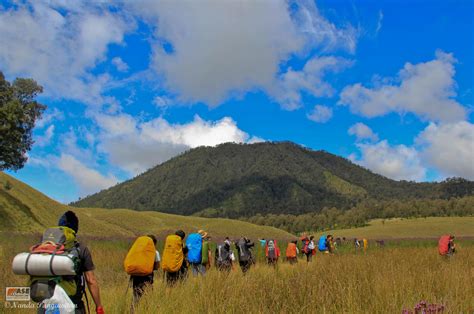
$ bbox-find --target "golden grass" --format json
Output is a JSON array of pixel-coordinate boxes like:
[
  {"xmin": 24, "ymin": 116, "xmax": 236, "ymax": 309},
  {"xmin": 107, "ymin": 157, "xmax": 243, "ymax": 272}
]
[
  {"xmin": 316, "ymin": 217, "xmax": 474, "ymax": 239},
  {"xmin": 1, "ymin": 235, "xmax": 473, "ymax": 313}
]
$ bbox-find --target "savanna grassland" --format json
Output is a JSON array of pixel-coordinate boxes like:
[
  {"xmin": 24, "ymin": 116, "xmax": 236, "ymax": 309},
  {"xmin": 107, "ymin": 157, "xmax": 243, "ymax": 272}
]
[{"xmin": 1, "ymin": 234, "xmax": 473, "ymax": 313}]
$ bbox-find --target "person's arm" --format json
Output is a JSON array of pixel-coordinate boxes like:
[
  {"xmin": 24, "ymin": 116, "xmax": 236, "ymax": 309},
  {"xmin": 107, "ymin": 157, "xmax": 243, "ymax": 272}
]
[{"xmin": 85, "ymin": 271, "xmax": 103, "ymax": 313}]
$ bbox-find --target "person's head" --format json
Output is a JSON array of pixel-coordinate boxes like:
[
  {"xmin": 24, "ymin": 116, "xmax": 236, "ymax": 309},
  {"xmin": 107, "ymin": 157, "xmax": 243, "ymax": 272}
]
[
  {"xmin": 175, "ymin": 230, "xmax": 186, "ymax": 239},
  {"xmin": 147, "ymin": 234, "xmax": 157, "ymax": 245},
  {"xmin": 310, "ymin": 236, "xmax": 314, "ymax": 240},
  {"xmin": 327, "ymin": 235, "xmax": 333, "ymax": 240},
  {"xmin": 292, "ymin": 240, "xmax": 297, "ymax": 244},
  {"xmin": 58, "ymin": 211, "xmax": 79, "ymax": 234},
  {"xmin": 198, "ymin": 230, "xmax": 208, "ymax": 239}
]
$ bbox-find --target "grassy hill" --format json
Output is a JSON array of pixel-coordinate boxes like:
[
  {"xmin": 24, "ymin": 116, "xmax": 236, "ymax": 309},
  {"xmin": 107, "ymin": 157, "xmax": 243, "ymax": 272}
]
[
  {"xmin": 316, "ymin": 217, "xmax": 474, "ymax": 239},
  {"xmin": 0, "ymin": 172, "xmax": 293, "ymax": 240},
  {"xmin": 72, "ymin": 142, "xmax": 474, "ymax": 218}
]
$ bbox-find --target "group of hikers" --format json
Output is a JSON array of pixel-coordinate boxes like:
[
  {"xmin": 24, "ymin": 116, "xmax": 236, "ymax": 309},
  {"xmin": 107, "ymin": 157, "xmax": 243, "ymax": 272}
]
[{"xmin": 11, "ymin": 210, "xmax": 457, "ymax": 314}]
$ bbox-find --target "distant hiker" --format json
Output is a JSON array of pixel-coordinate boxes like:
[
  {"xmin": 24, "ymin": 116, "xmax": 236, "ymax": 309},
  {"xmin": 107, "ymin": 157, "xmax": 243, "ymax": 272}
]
[
  {"xmin": 200, "ymin": 231, "xmax": 212, "ymax": 271},
  {"xmin": 124, "ymin": 235, "xmax": 160, "ymax": 312},
  {"xmin": 286, "ymin": 240, "xmax": 298, "ymax": 264},
  {"xmin": 12, "ymin": 211, "xmax": 104, "ymax": 314},
  {"xmin": 327, "ymin": 235, "xmax": 335, "ymax": 253},
  {"xmin": 215, "ymin": 237, "xmax": 234, "ymax": 272},
  {"xmin": 236, "ymin": 237, "xmax": 255, "ymax": 274},
  {"xmin": 162, "ymin": 230, "xmax": 188, "ymax": 286},
  {"xmin": 265, "ymin": 239, "xmax": 280, "ymax": 266},
  {"xmin": 301, "ymin": 235, "xmax": 314, "ymax": 262},
  {"xmin": 354, "ymin": 238, "xmax": 361, "ymax": 250},
  {"xmin": 438, "ymin": 235, "xmax": 456, "ymax": 257},
  {"xmin": 259, "ymin": 238, "xmax": 266, "ymax": 248},
  {"xmin": 318, "ymin": 235, "xmax": 329, "ymax": 254},
  {"xmin": 375, "ymin": 240, "xmax": 385, "ymax": 247},
  {"xmin": 362, "ymin": 238, "xmax": 368, "ymax": 252},
  {"xmin": 186, "ymin": 230, "xmax": 209, "ymax": 276}
]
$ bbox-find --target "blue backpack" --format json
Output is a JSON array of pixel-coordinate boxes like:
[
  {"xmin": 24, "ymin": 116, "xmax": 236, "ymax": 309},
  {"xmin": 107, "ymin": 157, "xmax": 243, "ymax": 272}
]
[
  {"xmin": 318, "ymin": 236, "xmax": 328, "ymax": 251},
  {"xmin": 186, "ymin": 233, "xmax": 202, "ymax": 263}
]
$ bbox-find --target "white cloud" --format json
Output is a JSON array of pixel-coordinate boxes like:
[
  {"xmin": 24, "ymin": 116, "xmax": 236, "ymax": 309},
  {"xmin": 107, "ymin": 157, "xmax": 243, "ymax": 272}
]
[
  {"xmin": 36, "ymin": 108, "xmax": 64, "ymax": 129},
  {"xmin": 35, "ymin": 125, "xmax": 55, "ymax": 147},
  {"xmin": 153, "ymin": 96, "xmax": 173, "ymax": 109},
  {"xmin": 417, "ymin": 122, "xmax": 474, "ymax": 180},
  {"xmin": 339, "ymin": 51, "xmax": 466, "ymax": 122},
  {"xmin": 375, "ymin": 10, "xmax": 383, "ymax": 35},
  {"xmin": 354, "ymin": 140, "xmax": 426, "ymax": 181},
  {"xmin": 131, "ymin": 0, "xmax": 357, "ymax": 107},
  {"xmin": 271, "ymin": 56, "xmax": 353, "ymax": 110},
  {"xmin": 0, "ymin": 2, "xmax": 134, "ymax": 105},
  {"xmin": 111, "ymin": 57, "xmax": 129, "ymax": 72},
  {"xmin": 58, "ymin": 154, "xmax": 118, "ymax": 195},
  {"xmin": 348, "ymin": 122, "xmax": 378, "ymax": 142},
  {"xmin": 94, "ymin": 114, "xmax": 257, "ymax": 175},
  {"xmin": 307, "ymin": 105, "xmax": 333, "ymax": 123}
]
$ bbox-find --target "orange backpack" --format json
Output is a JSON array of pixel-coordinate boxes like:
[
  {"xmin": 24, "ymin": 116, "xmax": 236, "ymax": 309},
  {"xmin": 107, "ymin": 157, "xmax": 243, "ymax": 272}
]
[
  {"xmin": 161, "ymin": 235, "xmax": 184, "ymax": 273},
  {"xmin": 438, "ymin": 235, "xmax": 450, "ymax": 256},
  {"xmin": 124, "ymin": 236, "xmax": 156, "ymax": 276},
  {"xmin": 286, "ymin": 242, "xmax": 297, "ymax": 258}
]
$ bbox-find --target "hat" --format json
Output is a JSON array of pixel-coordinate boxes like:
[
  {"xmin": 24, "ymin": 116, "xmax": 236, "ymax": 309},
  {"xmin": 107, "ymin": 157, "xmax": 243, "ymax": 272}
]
[
  {"xmin": 58, "ymin": 211, "xmax": 79, "ymax": 233},
  {"xmin": 198, "ymin": 230, "xmax": 208, "ymax": 238},
  {"xmin": 175, "ymin": 230, "xmax": 186, "ymax": 239}
]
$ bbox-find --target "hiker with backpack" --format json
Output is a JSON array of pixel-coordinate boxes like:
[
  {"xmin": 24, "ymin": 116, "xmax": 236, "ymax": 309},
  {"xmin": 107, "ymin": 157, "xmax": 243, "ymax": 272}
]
[
  {"xmin": 186, "ymin": 230, "xmax": 210, "ymax": 276},
  {"xmin": 285, "ymin": 240, "xmax": 298, "ymax": 264},
  {"xmin": 124, "ymin": 235, "xmax": 160, "ymax": 311},
  {"xmin": 162, "ymin": 230, "xmax": 188, "ymax": 286},
  {"xmin": 301, "ymin": 235, "xmax": 315, "ymax": 262},
  {"xmin": 318, "ymin": 235, "xmax": 329, "ymax": 254},
  {"xmin": 236, "ymin": 237, "xmax": 254, "ymax": 274},
  {"xmin": 13, "ymin": 210, "xmax": 104, "ymax": 314},
  {"xmin": 215, "ymin": 237, "xmax": 234, "ymax": 272},
  {"xmin": 438, "ymin": 235, "xmax": 456, "ymax": 257},
  {"xmin": 265, "ymin": 239, "xmax": 280, "ymax": 266}
]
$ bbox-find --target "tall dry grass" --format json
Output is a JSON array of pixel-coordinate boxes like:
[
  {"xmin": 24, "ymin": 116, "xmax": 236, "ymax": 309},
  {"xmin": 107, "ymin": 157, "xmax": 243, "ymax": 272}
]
[{"xmin": 1, "ymin": 235, "xmax": 473, "ymax": 313}]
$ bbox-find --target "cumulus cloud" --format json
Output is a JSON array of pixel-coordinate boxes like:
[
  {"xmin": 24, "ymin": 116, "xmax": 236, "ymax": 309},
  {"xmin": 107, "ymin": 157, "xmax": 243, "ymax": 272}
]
[
  {"xmin": 131, "ymin": 0, "xmax": 357, "ymax": 107},
  {"xmin": 112, "ymin": 57, "xmax": 129, "ymax": 72},
  {"xmin": 348, "ymin": 123, "xmax": 378, "ymax": 142},
  {"xmin": 58, "ymin": 154, "xmax": 118, "ymax": 195},
  {"xmin": 94, "ymin": 114, "xmax": 257, "ymax": 175},
  {"xmin": 339, "ymin": 51, "xmax": 466, "ymax": 122},
  {"xmin": 307, "ymin": 105, "xmax": 333, "ymax": 123},
  {"xmin": 417, "ymin": 122, "xmax": 474, "ymax": 180},
  {"xmin": 353, "ymin": 140, "xmax": 426, "ymax": 181},
  {"xmin": 0, "ymin": 2, "xmax": 134, "ymax": 105},
  {"xmin": 272, "ymin": 56, "xmax": 353, "ymax": 110}
]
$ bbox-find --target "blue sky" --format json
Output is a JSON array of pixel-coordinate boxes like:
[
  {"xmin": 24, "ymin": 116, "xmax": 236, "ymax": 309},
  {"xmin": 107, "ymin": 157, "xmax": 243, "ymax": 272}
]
[{"xmin": 1, "ymin": 0, "xmax": 473, "ymax": 203}]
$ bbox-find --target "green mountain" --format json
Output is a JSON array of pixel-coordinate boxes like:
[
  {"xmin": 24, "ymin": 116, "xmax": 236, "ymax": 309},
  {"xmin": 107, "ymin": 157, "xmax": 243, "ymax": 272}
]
[{"xmin": 72, "ymin": 142, "xmax": 474, "ymax": 218}]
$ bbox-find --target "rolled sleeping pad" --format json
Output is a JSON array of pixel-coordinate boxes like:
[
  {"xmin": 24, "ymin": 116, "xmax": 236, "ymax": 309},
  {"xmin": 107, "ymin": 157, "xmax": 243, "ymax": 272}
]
[{"xmin": 12, "ymin": 253, "xmax": 77, "ymax": 276}]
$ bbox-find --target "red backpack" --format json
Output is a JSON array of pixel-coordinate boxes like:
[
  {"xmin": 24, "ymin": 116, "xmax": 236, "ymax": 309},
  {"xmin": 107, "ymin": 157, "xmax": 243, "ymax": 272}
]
[{"xmin": 438, "ymin": 235, "xmax": 450, "ymax": 256}]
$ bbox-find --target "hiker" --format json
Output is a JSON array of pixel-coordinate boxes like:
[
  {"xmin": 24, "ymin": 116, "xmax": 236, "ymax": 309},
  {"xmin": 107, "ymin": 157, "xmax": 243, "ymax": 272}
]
[
  {"xmin": 215, "ymin": 237, "xmax": 234, "ymax": 272},
  {"xmin": 438, "ymin": 235, "xmax": 456, "ymax": 257},
  {"xmin": 124, "ymin": 235, "xmax": 160, "ymax": 312},
  {"xmin": 28, "ymin": 211, "xmax": 104, "ymax": 314},
  {"xmin": 318, "ymin": 235, "xmax": 329, "ymax": 254},
  {"xmin": 354, "ymin": 238, "xmax": 361, "ymax": 250},
  {"xmin": 162, "ymin": 230, "xmax": 188, "ymax": 286},
  {"xmin": 186, "ymin": 230, "xmax": 206, "ymax": 276},
  {"xmin": 302, "ymin": 236, "xmax": 315, "ymax": 262},
  {"xmin": 200, "ymin": 231, "xmax": 212, "ymax": 271},
  {"xmin": 259, "ymin": 238, "xmax": 266, "ymax": 248},
  {"xmin": 362, "ymin": 238, "xmax": 368, "ymax": 252},
  {"xmin": 236, "ymin": 237, "xmax": 255, "ymax": 273},
  {"xmin": 327, "ymin": 235, "xmax": 335, "ymax": 253},
  {"xmin": 265, "ymin": 239, "xmax": 280, "ymax": 266},
  {"xmin": 286, "ymin": 240, "xmax": 298, "ymax": 264}
]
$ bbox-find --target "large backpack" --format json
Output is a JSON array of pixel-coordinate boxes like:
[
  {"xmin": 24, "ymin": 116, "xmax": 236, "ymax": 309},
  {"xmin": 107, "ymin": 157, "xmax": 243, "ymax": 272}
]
[
  {"xmin": 286, "ymin": 243, "xmax": 297, "ymax": 258},
  {"xmin": 236, "ymin": 238, "xmax": 251, "ymax": 262},
  {"xmin": 124, "ymin": 236, "xmax": 155, "ymax": 276},
  {"xmin": 215, "ymin": 244, "xmax": 231, "ymax": 266},
  {"xmin": 266, "ymin": 240, "xmax": 276, "ymax": 259},
  {"xmin": 186, "ymin": 233, "xmax": 203, "ymax": 264},
  {"xmin": 301, "ymin": 238, "xmax": 310, "ymax": 254},
  {"xmin": 318, "ymin": 236, "xmax": 328, "ymax": 251},
  {"xmin": 201, "ymin": 240, "xmax": 209, "ymax": 265},
  {"xmin": 162, "ymin": 235, "xmax": 184, "ymax": 273},
  {"xmin": 12, "ymin": 226, "xmax": 82, "ymax": 303},
  {"xmin": 438, "ymin": 235, "xmax": 450, "ymax": 256}
]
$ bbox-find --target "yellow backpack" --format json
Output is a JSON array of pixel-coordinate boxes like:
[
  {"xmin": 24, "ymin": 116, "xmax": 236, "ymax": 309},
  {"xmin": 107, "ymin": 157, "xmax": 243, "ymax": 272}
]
[
  {"xmin": 161, "ymin": 235, "xmax": 184, "ymax": 273},
  {"xmin": 124, "ymin": 236, "xmax": 155, "ymax": 276}
]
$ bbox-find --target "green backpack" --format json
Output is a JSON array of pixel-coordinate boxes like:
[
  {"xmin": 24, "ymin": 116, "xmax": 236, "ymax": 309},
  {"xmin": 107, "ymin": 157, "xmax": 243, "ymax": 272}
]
[
  {"xmin": 29, "ymin": 226, "xmax": 82, "ymax": 303},
  {"xmin": 201, "ymin": 241, "xmax": 209, "ymax": 264}
]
